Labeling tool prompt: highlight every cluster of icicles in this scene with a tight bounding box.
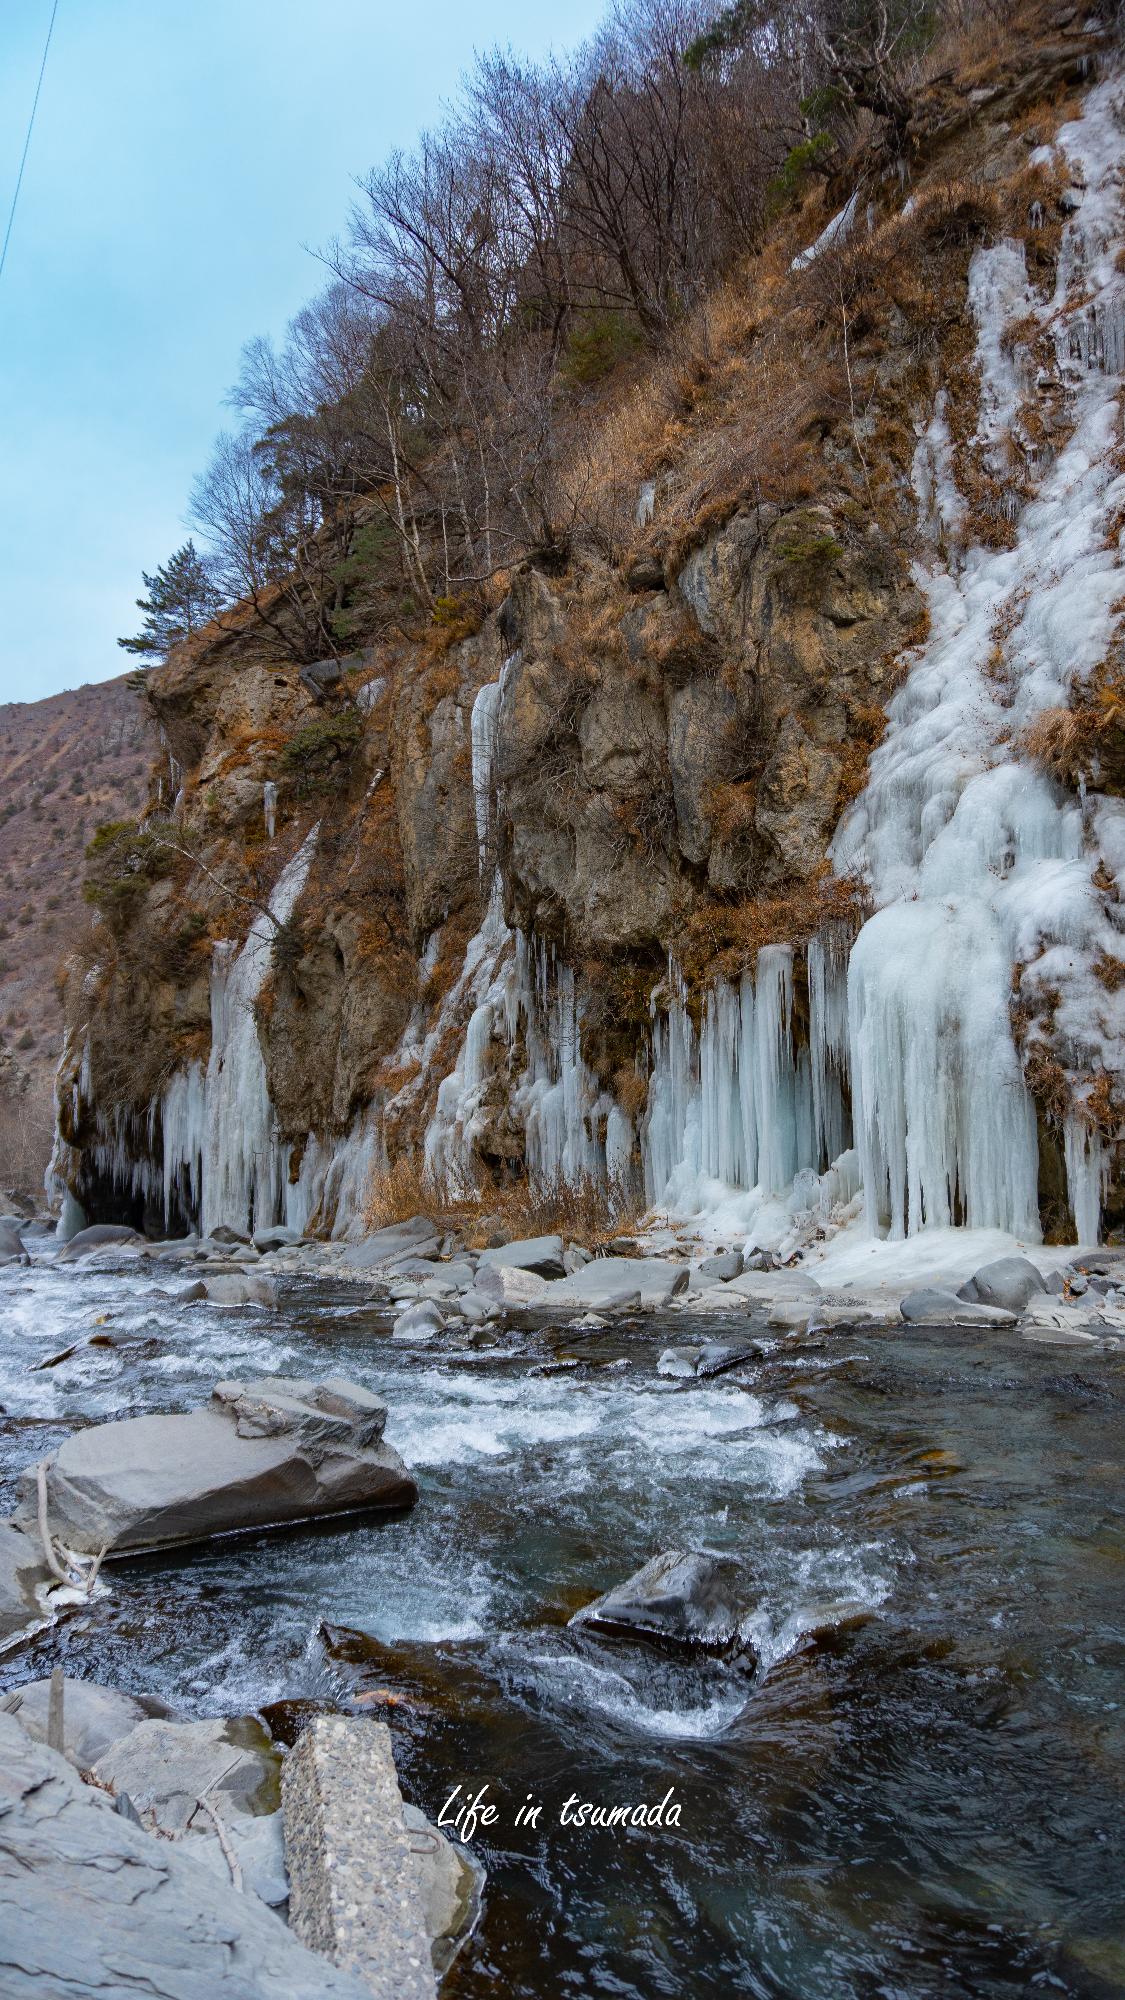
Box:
[65,75,1124,1251]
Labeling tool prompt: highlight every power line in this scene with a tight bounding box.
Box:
[0,0,60,288]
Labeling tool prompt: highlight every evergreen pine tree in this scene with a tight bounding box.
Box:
[117,541,220,662]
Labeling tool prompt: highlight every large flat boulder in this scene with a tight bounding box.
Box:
[541,1257,690,1309]
[723,1268,822,1302]
[473,1261,551,1306]
[0,1713,371,1998]
[570,1548,746,1655]
[340,1215,441,1271]
[16,1375,417,1558]
[477,1234,566,1279]
[283,1715,439,1999]
[900,1288,1018,1327]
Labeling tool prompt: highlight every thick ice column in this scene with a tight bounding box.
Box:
[754,946,798,1194]
[808,927,852,1170]
[200,831,317,1236]
[1064,1117,1106,1246]
[848,899,1039,1238]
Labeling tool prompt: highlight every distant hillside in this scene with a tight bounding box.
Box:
[0,672,153,1195]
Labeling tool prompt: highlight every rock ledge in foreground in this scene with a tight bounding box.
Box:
[0,1713,371,1999]
[17,1374,417,1558]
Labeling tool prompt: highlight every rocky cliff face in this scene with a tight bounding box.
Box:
[54,17,1125,1250]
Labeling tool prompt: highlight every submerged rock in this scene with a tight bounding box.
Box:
[0,1714,370,1998]
[16,1374,416,1557]
[571,1548,746,1655]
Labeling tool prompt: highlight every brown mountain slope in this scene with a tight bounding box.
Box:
[0,672,154,1194]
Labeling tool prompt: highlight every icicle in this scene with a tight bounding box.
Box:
[263,781,278,840]
[1064,1116,1106,1244]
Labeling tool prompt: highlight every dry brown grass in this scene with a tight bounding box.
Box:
[1022,662,1125,795]
[365,1153,646,1248]
[681,867,869,988]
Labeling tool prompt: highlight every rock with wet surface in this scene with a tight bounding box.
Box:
[16,1374,415,1557]
[0,1221,28,1266]
[392,1301,446,1340]
[958,1256,1047,1313]
[571,1548,746,1654]
[0,1713,370,1998]
[658,1345,703,1377]
[5,1676,177,1770]
[0,1520,51,1645]
[900,1288,1018,1327]
[283,1715,439,1999]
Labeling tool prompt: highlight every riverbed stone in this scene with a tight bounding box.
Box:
[254,1224,304,1251]
[57,1223,141,1261]
[0,1713,371,1999]
[696,1251,744,1284]
[340,1216,441,1271]
[5,1676,177,1770]
[724,1268,821,1302]
[0,1221,29,1265]
[571,1548,745,1654]
[283,1714,438,2000]
[203,1271,277,1306]
[900,1288,1018,1327]
[658,1345,703,1377]
[474,1261,551,1305]
[542,1257,689,1309]
[478,1233,566,1278]
[392,1301,446,1340]
[16,1374,416,1557]
[958,1256,1047,1312]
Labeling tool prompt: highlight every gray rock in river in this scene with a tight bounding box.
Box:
[958,1256,1047,1312]
[0,1520,51,1645]
[253,1224,305,1251]
[204,1272,278,1306]
[16,1374,417,1558]
[283,1715,441,1999]
[5,1676,177,1770]
[477,1233,567,1278]
[0,1713,371,1998]
[56,1223,141,1261]
[571,1548,746,1654]
[900,1288,1018,1327]
[392,1301,446,1340]
[658,1345,703,1378]
[0,1221,29,1266]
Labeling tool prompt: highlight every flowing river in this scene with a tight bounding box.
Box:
[1,1252,1123,1998]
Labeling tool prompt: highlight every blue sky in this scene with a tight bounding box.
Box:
[0,0,606,704]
